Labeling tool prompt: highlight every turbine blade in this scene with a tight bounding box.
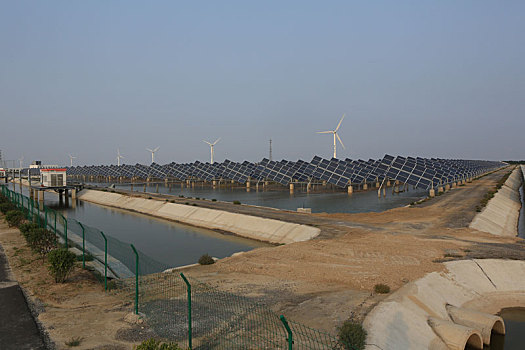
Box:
[336,133,346,149]
[317,131,333,134]
[203,140,212,145]
[146,148,153,152]
[154,147,160,152]
[335,114,345,132]
[213,137,221,145]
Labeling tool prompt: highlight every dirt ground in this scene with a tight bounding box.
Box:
[1,167,523,348]
[0,221,144,350]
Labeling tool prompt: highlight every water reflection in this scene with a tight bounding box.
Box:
[101,182,428,214]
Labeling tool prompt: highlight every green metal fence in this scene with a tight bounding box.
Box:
[0,185,356,349]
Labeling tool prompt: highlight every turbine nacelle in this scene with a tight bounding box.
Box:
[146,147,160,164]
[203,138,221,164]
[316,114,346,159]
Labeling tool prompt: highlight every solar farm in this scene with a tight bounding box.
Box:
[67,154,505,194]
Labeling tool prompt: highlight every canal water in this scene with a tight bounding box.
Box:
[482,308,525,350]
[105,182,428,213]
[15,185,266,267]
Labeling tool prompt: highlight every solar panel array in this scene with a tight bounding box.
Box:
[67,155,505,190]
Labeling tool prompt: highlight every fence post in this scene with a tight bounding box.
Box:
[130,244,139,315]
[280,315,294,350]
[44,206,48,230]
[100,231,108,291]
[60,214,68,249]
[180,273,192,350]
[78,222,86,269]
[54,210,57,238]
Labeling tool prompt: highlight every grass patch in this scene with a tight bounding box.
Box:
[198,254,215,265]
[233,200,241,205]
[338,320,367,350]
[374,283,391,294]
[65,336,83,347]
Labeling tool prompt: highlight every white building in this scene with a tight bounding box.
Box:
[40,168,67,187]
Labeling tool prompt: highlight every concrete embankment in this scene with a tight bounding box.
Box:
[77,189,320,244]
[364,259,525,350]
[469,166,523,237]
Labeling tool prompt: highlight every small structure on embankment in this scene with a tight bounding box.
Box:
[469,166,523,237]
[77,189,320,244]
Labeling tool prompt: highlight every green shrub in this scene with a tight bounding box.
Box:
[338,320,367,350]
[233,200,241,205]
[179,195,184,198]
[0,202,16,214]
[5,210,25,227]
[211,198,217,202]
[135,338,182,350]
[374,283,390,294]
[195,197,200,200]
[28,228,57,260]
[198,254,215,265]
[20,222,40,236]
[65,336,83,347]
[47,248,76,283]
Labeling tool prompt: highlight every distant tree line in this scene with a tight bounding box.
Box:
[504,160,525,164]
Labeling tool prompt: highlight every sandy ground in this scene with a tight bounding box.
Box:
[0,221,143,350]
[1,167,523,347]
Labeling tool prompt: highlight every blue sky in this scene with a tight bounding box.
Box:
[1,1,524,166]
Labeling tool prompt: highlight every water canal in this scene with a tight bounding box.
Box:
[15,185,266,267]
[468,308,525,350]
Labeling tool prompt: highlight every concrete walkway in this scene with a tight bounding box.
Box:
[0,243,46,349]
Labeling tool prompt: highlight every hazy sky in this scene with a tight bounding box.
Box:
[1,1,524,166]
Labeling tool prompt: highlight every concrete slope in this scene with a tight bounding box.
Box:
[469,166,523,237]
[77,190,320,244]
[364,259,525,350]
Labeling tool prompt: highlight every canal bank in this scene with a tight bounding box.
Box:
[77,189,321,244]
[469,166,524,237]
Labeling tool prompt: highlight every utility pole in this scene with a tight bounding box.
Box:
[269,139,272,161]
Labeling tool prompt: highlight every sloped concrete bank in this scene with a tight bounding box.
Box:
[77,189,320,244]
[364,259,525,350]
[469,166,524,237]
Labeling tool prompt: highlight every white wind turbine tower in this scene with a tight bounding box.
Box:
[203,138,221,164]
[116,149,125,166]
[146,147,160,164]
[317,114,346,159]
[68,154,76,167]
[18,156,24,168]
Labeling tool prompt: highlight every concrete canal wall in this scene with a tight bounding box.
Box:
[469,166,523,237]
[77,189,320,244]
[364,259,525,350]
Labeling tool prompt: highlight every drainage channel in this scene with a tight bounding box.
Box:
[14,185,267,268]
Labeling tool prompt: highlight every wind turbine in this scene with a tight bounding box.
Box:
[203,138,221,164]
[317,114,346,159]
[116,149,125,166]
[146,147,160,164]
[68,154,76,167]
[18,156,24,168]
